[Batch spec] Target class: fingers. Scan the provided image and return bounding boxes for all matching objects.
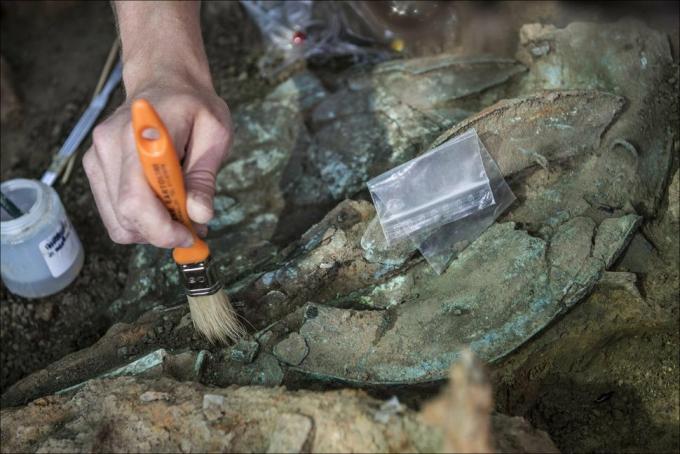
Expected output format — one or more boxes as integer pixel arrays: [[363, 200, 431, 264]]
[[87, 105, 194, 249], [184, 107, 232, 224], [83, 88, 231, 248], [83, 146, 144, 244], [117, 150, 194, 248]]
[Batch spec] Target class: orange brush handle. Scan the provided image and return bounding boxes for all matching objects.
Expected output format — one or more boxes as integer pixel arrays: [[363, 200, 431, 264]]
[[131, 99, 210, 265]]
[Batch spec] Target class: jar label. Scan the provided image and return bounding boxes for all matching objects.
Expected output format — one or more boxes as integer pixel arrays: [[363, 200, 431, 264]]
[[39, 219, 80, 278]]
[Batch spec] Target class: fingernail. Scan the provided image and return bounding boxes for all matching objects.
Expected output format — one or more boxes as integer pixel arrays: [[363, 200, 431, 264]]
[[191, 191, 212, 210]]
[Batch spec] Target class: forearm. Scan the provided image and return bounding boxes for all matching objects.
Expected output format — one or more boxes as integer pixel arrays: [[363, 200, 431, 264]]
[[113, 1, 212, 95]]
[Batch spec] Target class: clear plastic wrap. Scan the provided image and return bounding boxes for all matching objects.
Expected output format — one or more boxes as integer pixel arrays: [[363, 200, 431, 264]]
[[367, 129, 495, 246], [240, 1, 390, 79], [368, 128, 515, 274], [416, 135, 516, 273]]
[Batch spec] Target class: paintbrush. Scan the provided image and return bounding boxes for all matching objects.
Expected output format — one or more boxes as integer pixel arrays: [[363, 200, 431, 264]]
[[131, 99, 244, 344], [1, 191, 24, 219]]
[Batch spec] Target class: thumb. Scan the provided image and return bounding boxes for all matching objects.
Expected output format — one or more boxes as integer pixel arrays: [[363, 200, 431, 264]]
[[184, 113, 231, 224]]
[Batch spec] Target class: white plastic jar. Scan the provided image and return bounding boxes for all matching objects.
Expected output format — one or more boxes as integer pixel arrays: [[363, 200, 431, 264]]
[[1, 178, 84, 298]]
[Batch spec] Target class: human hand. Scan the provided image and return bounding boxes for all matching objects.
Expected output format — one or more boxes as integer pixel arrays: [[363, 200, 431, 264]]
[[83, 79, 232, 248]]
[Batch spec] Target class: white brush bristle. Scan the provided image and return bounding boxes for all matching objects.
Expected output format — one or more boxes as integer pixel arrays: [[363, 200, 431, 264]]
[[187, 290, 245, 344]]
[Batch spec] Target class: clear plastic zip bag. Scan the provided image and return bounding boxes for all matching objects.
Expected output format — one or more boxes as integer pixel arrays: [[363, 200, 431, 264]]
[[415, 135, 516, 273], [368, 128, 515, 274], [240, 1, 391, 80], [367, 129, 495, 246]]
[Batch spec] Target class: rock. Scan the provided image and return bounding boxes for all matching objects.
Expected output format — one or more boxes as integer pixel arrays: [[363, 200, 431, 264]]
[[373, 396, 405, 424], [0, 375, 558, 453], [230, 338, 260, 364], [0, 377, 438, 453], [273, 333, 308, 366], [207, 195, 244, 230], [208, 352, 285, 388], [139, 391, 170, 403], [358, 274, 414, 309], [202, 393, 226, 421], [266, 72, 328, 111], [266, 413, 313, 453]]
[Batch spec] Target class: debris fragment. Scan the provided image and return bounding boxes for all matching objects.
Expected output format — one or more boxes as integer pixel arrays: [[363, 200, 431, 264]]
[[202, 393, 226, 421], [230, 338, 260, 364], [139, 391, 170, 403], [373, 396, 405, 424], [273, 332, 309, 366]]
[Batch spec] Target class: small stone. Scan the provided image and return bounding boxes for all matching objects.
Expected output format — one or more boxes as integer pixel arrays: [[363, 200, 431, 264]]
[[530, 42, 550, 57], [194, 350, 209, 378], [32, 397, 50, 406], [253, 353, 285, 386], [257, 330, 274, 345], [303, 305, 318, 320], [202, 393, 225, 408], [262, 290, 287, 306], [202, 393, 225, 421], [273, 333, 309, 366], [117, 347, 128, 357], [35, 302, 55, 322], [230, 338, 260, 364], [139, 391, 170, 402], [374, 396, 405, 424]]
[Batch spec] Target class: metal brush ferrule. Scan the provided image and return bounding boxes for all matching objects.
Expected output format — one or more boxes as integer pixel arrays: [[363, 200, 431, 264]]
[[177, 258, 222, 297]]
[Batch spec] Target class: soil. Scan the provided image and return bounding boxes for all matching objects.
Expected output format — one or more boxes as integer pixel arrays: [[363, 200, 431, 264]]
[[1, 1, 678, 453]]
